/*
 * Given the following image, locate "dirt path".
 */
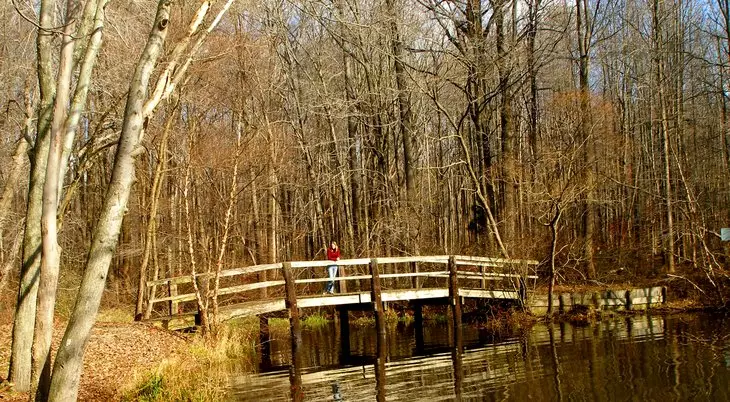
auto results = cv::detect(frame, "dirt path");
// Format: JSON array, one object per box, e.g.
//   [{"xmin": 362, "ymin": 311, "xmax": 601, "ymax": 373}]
[{"xmin": 0, "ymin": 321, "xmax": 185, "ymax": 401}]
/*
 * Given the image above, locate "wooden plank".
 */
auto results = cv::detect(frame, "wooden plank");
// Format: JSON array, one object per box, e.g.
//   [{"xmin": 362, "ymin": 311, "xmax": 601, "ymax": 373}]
[
  {"xmin": 289, "ymin": 258, "xmax": 371, "ymax": 268},
  {"xmin": 454, "ymin": 255, "xmax": 539, "ymax": 266},
  {"xmin": 459, "ymin": 288, "xmax": 521, "ymax": 299},
  {"xmin": 218, "ymin": 299, "xmax": 286, "ymax": 320},
  {"xmin": 150, "ymin": 280, "xmax": 285, "ymax": 304},
  {"xmin": 381, "ymin": 288, "xmax": 449, "ymax": 301},
  {"xmin": 455, "ymin": 272, "xmax": 538, "ymax": 280},
  {"xmin": 297, "ymin": 294, "xmax": 362, "ymax": 308},
  {"xmin": 295, "ymin": 275, "xmax": 371, "ymax": 284},
  {"xmin": 147, "ymin": 262, "xmax": 282, "ymax": 287},
  {"xmin": 375, "ymin": 255, "xmax": 449, "ymax": 264},
  {"xmin": 379, "ymin": 271, "xmax": 449, "ymax": 279},
  {"xmin": 293, "ymin": 271, "xmax": 451, "ymax": 285},
  {"xmin": 288, "ymin": 255, "xmax": 452, "ymax": 269},
  {"xmin": 150, "ymin": 292, "xmax": 197, "ymax": 304}
]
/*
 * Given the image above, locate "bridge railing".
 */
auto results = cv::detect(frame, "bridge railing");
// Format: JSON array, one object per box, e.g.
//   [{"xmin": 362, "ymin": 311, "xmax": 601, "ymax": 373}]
[{"xmin": 145, "ymin": 255, "xmax": 539, "ymax": 320}]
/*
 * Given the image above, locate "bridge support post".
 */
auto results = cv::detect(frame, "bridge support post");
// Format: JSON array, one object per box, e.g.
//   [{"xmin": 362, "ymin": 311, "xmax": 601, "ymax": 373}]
[
  {"xmin": 338, "ymin": 307, "xmax": 350, "ymax": 358},
  {"xmin": 448, "ymin": 255, "xmax": 463, "ymax": 400},
  {"xmin": 412, "ymin": 301, "xmax": 424, "ymax": 353},
  {"xmin": 369, "ymin": 258, "xmax": 387, "ymax": 402},
  {"xmin": 259, "ymin": 316, "xmax": 272, "ymax": 369},
  {"xmin": 282, "ymin": 262, "xmax": 304, "ymax": 402}
]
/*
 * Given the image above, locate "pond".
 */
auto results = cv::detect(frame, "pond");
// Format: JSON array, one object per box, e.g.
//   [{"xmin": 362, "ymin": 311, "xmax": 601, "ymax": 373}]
[{"xmin": 229, "ymin": 312, "xmax": 730, "ymax": 401}]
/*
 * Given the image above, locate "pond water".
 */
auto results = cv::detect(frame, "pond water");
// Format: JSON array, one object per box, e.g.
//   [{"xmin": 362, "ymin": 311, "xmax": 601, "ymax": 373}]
[{"xmin": 229, "ymin": 312, "xmax": 730, "ymax": 401}]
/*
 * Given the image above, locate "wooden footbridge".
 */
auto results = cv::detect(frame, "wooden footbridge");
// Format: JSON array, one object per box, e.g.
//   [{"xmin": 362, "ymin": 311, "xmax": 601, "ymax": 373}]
[
  {"xmin": 145, "ymin": 255, "xmax": 539, "ymax": 330},
  {"xmin": 146, "ymin": 255, "xmax": 538, "ymax": 400}
]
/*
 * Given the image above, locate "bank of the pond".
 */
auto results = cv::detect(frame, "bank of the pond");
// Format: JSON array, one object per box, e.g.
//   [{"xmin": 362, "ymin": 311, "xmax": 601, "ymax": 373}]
[{"xmin": 0, "ymin": 281, "xmax": 712, "ymax": 401}]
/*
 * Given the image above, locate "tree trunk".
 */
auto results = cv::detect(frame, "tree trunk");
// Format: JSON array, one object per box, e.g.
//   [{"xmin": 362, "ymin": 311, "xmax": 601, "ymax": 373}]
[
  {"xmin": 547, "ymin": 205, "xmax": 562, "ymax": 315},
  {"xmin": 137, "ymin": 107, "xmax": 176, "ymax": 319},
  {"xmin": 576, "ymin": 0, "xmax": 596, "ymax": 279},
  {"xmin": 212, "ymin": 112, "xmax": 242, "ymax": 326},
  {"xmin": 46, "ymin": 2, "xmax": 172, "ymax": 399},
  {"xmin": 652, "ymin": 0, "xmax": 674, "ymax": 273},
  {"xmin": 33, "ymin": 2, "xmax": 79, "ymax": 395},
  {"xmin": 0, "ymin": 227, "xmax": 23, "ymax": 293},
  {"xmin": 385, "ymin": 0, "xmax": 417, "ymax": 202},
  {"xmin": 526, "ymin": 0, "xmax": 540, "ymax": 164},
  {"xmin": 0, "ymin": 85, "xmax": 31, "ymax": 230},
  {"xmin": 9, "ymin": 0, "xmax": 55, "ymax": 389},
  {"xmin": 493, "ymin": 0, "xmax": 517, "ymax": 249}
]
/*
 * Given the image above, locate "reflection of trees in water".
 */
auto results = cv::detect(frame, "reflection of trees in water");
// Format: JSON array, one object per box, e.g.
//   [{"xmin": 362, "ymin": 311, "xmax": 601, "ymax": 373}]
[{"xmin": 237, "ymin": 314, "xmax": 730, "ymax": 401}]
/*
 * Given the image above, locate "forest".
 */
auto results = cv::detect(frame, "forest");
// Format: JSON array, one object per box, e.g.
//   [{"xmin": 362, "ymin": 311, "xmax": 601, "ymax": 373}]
[{"xmin": 1, "ymin": 0, "xmax": 730, "ymax": 399}]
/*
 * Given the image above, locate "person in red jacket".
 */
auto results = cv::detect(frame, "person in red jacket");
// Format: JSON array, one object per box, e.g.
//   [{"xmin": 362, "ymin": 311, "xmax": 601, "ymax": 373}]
[{"xmin": 325, "ymin": 241, "xmax": 340, "ymax": 294}]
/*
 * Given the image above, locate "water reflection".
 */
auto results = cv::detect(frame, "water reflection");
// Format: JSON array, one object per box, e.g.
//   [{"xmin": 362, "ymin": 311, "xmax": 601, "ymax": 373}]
[{"xmin": 230, "ymin": 314, "xmax": 730, "ymax": 401}]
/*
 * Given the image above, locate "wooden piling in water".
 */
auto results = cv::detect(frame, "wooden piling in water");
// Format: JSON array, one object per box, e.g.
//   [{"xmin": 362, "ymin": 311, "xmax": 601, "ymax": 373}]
[
  {"xmin": 448, "ymin": 255, "xmax": 463, "ymax": 401},
  {"xmin": 338, "ymin": 307, "xmax": 350, "ymax": 357},
  {"xmin": 413, "ymin": 301, "xmax": 424, "ymax": 353},
  {"xmin": 259, "ymin": 315, "xmax": 271, "ymax": 368},
  {"xmin": 369, "ymin": 258, "xmax": 387, "ymax": 402},
  {"xmin": 282, "ymin": 262, "xmax": 304, "ymax": 402}
]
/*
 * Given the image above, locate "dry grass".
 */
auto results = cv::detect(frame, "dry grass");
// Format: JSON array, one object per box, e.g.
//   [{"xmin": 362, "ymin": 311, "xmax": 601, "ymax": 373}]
[{"xmin": 122, "ymin": 321, "xmax": 259, "ymax": 401}]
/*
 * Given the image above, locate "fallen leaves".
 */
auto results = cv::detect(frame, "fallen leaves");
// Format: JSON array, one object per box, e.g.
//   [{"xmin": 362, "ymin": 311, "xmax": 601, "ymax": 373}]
[{"xmin": 0, "ymin": 320, "xmax": 185, "ymax": 401}]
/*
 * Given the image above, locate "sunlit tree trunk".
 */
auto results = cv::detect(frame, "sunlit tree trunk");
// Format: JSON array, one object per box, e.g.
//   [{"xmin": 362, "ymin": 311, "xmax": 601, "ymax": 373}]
[
  {"xmin": 34, "ymin": 3, "xmax": 78, "ymax": 396},
  {"xmin": 9, "ymin": 0, "xmax": 55, "ymax": 390},
  {"xmin": 46, "ymin": 1, "xmax": 172, "ymax": 399},
  {"xmin": 0, "ymin": 83, "xmax": 32, "ymax": 231}
]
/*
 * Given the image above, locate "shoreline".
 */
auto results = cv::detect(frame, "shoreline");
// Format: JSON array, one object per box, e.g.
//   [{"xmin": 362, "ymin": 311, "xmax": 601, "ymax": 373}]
[{"xmin": 0, "ymin": 281, "xmax": 717, "ymax": 401}]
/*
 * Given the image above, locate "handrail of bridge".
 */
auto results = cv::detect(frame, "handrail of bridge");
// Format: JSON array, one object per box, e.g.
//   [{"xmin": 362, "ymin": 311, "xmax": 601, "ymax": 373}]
[
  {"xmin": 147, "ymin": 255, "xmax": 538, "ymax": 312},
  {"xmin": 145, "ymin": 255, "xmax": 539, "ymax": 314},
  {"xmin": 147, "ymin": 255, "xmax": 537, "ymax": 286}
]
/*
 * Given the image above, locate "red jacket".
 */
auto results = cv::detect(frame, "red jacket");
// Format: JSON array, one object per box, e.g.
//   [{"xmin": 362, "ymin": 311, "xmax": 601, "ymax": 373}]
[{"xmin": 327, "ymin": 247, "xmax": 340, "ymax": 261}]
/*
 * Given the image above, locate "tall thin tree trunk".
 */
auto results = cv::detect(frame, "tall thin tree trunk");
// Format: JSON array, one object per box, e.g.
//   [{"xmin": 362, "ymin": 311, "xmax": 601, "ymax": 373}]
[
  {"xmin": 9, "ymin": 0, "xmax": 55, "ymax": 390},
  {"xmin": 0, "ymin": 82, "xmax": 32, "ymax": 230},
  {"xmin": 493, "ymin": 0, "xmax": 517, "ymax": 248},
  {"xmin": 335, "ymin": 0, "xmax": 362, "ymax": 245},
  {"xmin": 0, "ymin": 226, "xmax": 24, "ymax": 293},
  {"xmin": 526, "ymin": 0, "xmax": 540, "ymax": 164},
  {"xmin": 212, "ymin": 112, "xmax": 243, "ymax": 325},
  {"xmin": 576, "ymin": 0, "xmax": 596, "ymax": 278},
  {"xmin": 653, "ymin": 0, "xmax": 674, "ymax": 273},
  {"xmin": 137, "ymin": 107, "xmax": 176, "ymax": 319},
  {"xmin": 46, "ymin": 2, "xmax": 172, "ymax": 399},
  {"xmin": 33, "ymin": 2, "xmax": 79, "ymax": 395},
  {"xmin": 385, "ymin": 0, "xmax": 417, "ymax": 202}
]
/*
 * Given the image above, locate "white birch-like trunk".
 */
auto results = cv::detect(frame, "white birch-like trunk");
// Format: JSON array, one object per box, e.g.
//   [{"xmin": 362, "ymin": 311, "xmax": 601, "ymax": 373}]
[
  {"xmin": 46, "ymin": 2, "xmax": 172, "ymax": 399},
  {"xmin": 9, "ymin": 0, "xmax": 56, "ymax": 390},
  {"xmin": 33, "ymin": 5, "xmax": 77, "ymax": 396},
  {"xmin": 212, "ymin": 113, "xmax": 242, "ymax": 325}
]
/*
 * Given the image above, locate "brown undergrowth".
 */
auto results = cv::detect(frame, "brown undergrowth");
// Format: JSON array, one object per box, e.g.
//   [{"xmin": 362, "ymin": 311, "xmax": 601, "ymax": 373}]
[{"xmin": 0, "ymin": 320, "xmax": 185, "ymax": 401}]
